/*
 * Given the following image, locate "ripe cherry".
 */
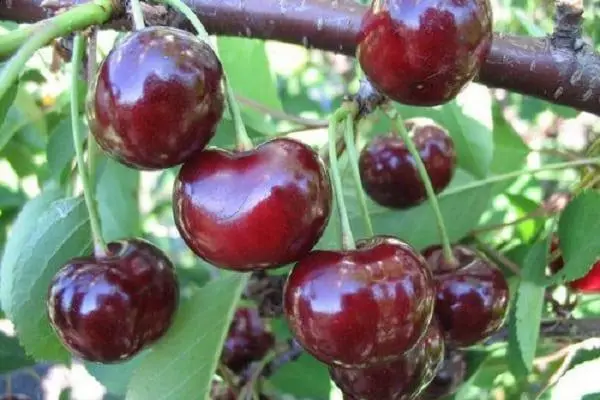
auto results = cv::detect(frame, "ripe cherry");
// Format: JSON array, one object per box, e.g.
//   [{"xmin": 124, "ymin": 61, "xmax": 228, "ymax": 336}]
[
  {"xmin": 173, "ymin": 137, "xmax": 332, "ymax": 271},
  {"xmin": 549, "ymin": 235, "xmax": 600, "ymax": 293},
  {"xmin": 221, "ymin": 307, "xmax": 275, "ymax": 372},
  {"xmin": 47, "ymin": 239, "xmax": 179, "ymax": 363},
  {"xmin": 284, "ymin": 235, "xmax": 435, "ymax": 368},
  {"xmin": 419, "ymin": 350, "xmax": 467, "ymax": 399},
  {"xmin": 359, "ymin": 121, "xmax": 456, "ymax": 209},
  {"xmin": 423, "ymin": 245, "xmax": 509, "ymax": 347},
  {"xmin": 87, "ymin": 26, "xmax": 224, "ymax": 170},
  {"xmin": 329, "ymin": 319, "xmax": 444, "ymax": 400},
  {"xmin": 357, "ymin": 0, "xmax": 493, "ymax": 106}
]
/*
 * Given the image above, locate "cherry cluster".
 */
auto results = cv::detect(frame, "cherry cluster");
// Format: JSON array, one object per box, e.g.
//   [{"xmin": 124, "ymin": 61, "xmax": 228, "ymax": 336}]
[{"xmin": 284, "ymin": 239, "xmax": 509, "ymax": 399}]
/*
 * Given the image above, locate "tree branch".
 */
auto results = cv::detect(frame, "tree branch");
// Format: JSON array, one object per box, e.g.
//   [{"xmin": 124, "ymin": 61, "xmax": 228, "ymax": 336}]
[{"xmin": 2, "ymin": 0, "xmax": 600, "ymax": 115}]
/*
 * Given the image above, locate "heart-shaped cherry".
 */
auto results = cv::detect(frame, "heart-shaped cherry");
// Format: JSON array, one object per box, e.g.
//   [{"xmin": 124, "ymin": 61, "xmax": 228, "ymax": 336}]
[
  {"xmin": 173, "ymin": 137, "xmax": 332, "ymax": 271},
  {"xmin": 423, "ymin": 245, "xmax": 509, "ymax": 347},
  {"xmin": 419, "ymin": 349, "xmax": 467, "ymax": 400},
  {"xmin": 87, "ymin": 26, "xmax": 224, "ymax": 170},
  {"xmin": 47, "ymin": 239, "xmax": 179, "ymax": 363},
  {"xmin": 284, "ymin": 235, "xmax": 435, "ymax": 368},
  {"xmin": 329, "ymin": 318, "xmax": 444, "ymax": 400},
  {"xmin": 221, "ymin": 307, "xmax": 275, "ymax": 372},
  {"xmin": 357, "ymin": 0, "xmax": 492, "ymax": 106},
  {"xmin": 548, "ymin": 235, "xmax": 600, "ymax": 293},
  {"xmin": 359, "ymin": 121, "xmax": 456, "ymax": 209}
]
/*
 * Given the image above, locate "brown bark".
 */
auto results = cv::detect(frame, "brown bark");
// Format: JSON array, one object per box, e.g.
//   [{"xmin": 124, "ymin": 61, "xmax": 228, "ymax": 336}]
[{"xmin": 2, "ymin": 0, "xmax": 600, "ymax": 115}]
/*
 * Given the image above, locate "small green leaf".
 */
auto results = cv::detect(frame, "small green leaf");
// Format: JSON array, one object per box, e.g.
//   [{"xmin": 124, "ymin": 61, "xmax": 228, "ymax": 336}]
[
  {"xmin": 0, "ymin": 194, "xmax": 92, "ymax": 362},
  {"xmin": 550, "ymin": 191, "xmax": 600, "ymax": 284},
  {"xmin": 0, "ymin": 82, "xmax": 18, "ymax": 129},
  {"xmin": 126, "ymin": 273, "xmax": 249, "ymax": 400},
  {"xmin": 96, "ymin": 158, "xmax": 140, "ymax": 242},
  {"xmin": 505, "ymin": 193, "xmax": 544, "ymax": 242},
  {"xmin": 439, "ymin": 85, "xmax": 494, "ymax": 179},
  {"xmin": 508, "ymin": 242, "xmax": 546, "ymax": 375},
  {"xmin": 0, "ymin": 331, "xmax": 35, "ymax": 373},
  {"xmin": 270, "ymin": 354, "xmax": 331, "ymax": 398},
  {"xmin": 490, "ymin": 107, "xmax": 529, "ymax": 177},
  {"xmin": 0, "ymin": 85, "xmax": 47, "ymax": 154}
]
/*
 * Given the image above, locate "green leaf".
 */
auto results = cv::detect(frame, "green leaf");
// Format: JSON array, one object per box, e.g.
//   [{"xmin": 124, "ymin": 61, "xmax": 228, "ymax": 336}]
[
  {"xmin": 505, "ymin": 193, "xmax": 544, "ymax": 242},
  {"xmin": 508, "ymin": 242, "xmax": 546, "ymax": 375},
  {"xmin": 553, "ymin": 358, "xmax": 600, "ymax": 398},
  {"xmin": 126, "ymin": 273, "xmax": 249, "ymax": 400},
  {"xmin": 349, "ymin": 169, "xmax": 493, "ymax": 250},
  {"xmin": 0, "ymin": 194, "xmax": 92, "ymax": 362},
  {"xmin": 0, "ymin": 184, "xmax": 63, "ymax": 313},
  {"xmin": 549, "ymin": 191, "xmax": 600, "ymax": 284},
  {"xmin": 270, "ymin": 354, "xmax": 331, "ymax": 398},
  {"xmin": 0, "ymin": 82, "xmax": 18, "ymax": 129},
  {"xmin": 0, "ymin": 331, "xmax": 35, "ymax": 374},
  {"xmin": 96, "ymin": 158, "xmax": 140, "ymax": 242},
  {"xmin": 46, "ymin": 117, "xmax": 86, "ymax": 183},
  {"xmin": 86, "ymin": 355, "xmax": 146, "ymax": 396},
  {"xmin": 438, "ymin": 84, "xmax": 494, "ymax": 179},
  {"xmin": 0, "ymin": 184, "xmax": 26, "ymax": 210},
  {"xmin": 0, "ymin": 85, "xmax": 46, "ymax": 154},
  {"xmin": 216, "ymin": 37, "xmax": 282, "ymax": 135},
  {"xmin": 489, "ymin": 107, "xmax": 529, "ymax": 176}
]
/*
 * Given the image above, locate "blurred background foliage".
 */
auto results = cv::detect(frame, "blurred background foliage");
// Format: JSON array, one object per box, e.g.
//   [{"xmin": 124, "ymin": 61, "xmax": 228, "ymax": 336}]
[{"xmin": 0, "ymin": 0, "xmax": 599, "ymax": 398}]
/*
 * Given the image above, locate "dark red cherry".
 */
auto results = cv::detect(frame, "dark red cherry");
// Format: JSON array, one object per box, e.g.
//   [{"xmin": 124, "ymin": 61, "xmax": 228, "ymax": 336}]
[
  {"xmin": 173, "ymin": 137, "xmax": 332, "ymax": 271},
  {"xmin": 359, "ymin": 122, "xmax": 456, "ymax": 209},
  {"xmin": 47, "ymin": 239, "xmax": 179, "ymax": 363},
  {"xmin": 284, "ymin": 235, "xmax": 435, "ymax": 368},
  {"xmin": 419, "ymin": 350, "xmax": 467, "ymax": 399},
  {"xmin": 221, "ymin": 307, "xmax": 275, "ymax": 372},
  {"xmin": 329, "ymin": 319, "xmax": 444, "ymax": 400},
  {"xmin": 356, "ymin": 0, "xmax": 493, "ymax": 106},
  {"xmin": 423, "ymin": 245, "xmax": 509, "ymax": 347},
  {"xmin": 87, "ymin": 26, "xmax": 224, "ymax": 170}
]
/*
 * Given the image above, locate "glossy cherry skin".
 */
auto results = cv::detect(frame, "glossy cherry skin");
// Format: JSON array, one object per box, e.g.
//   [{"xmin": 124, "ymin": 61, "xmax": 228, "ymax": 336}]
[
  {"xmin": 419, "ymin": 350, "xmax": 467, "ymax": 400},
  {"xmin": 221, "ymin": 307, "xmax": 275, "ymax": 372},
  {"xmin": 47, "ymin": 239, "xmax": 179, "ymax": 363},
  {"xmin": 359, "ymin": 123, "xmax": 456, "ymax": 209},
  {"xmin": 549, "ymin": 236, "xmax": 600, "ymax": 293},
  {"xmin": 357, "ymin": 0, "xmax": 492, "ymax": 106},
  {"xmin": 284, "ymin": 235, "xmax": 435, "ymax": 368},
  {"xmin": 423, "ymin": 245, "xmax": 509, "ymax": 347},
  {"xmin": 330, "ymin": 319, "xmax": 444, "ymax": 400},
  {"xmin": 173, "ymin": 137, "xmax": 332, "ymax": 271},
  {"xmin": 87, "ymin": 26, "xmax": 224, "ymax": 170}
]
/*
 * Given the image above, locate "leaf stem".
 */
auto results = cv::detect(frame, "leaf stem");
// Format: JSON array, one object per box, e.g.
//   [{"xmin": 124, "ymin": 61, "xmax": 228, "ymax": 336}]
[
  {"xmin": 329, "ymin": 105, "xmax": 358, "ymax": 250},
  {"xmin": 71, "ymin": 34, "xmax": 107, "ymax": 254},
  {"xmin": 130, "ymin": 0, "xmax": 146, "ymax": 30},
  {"xmin": 382, "ymin": 105, "xmax": 456, "ymax": 266},
  {"xmin": 343, "ymin": 114, "xmax": 374, "ymax": 237},
  {"xmin": 155, "ymin": 0, "xmax": 253, "ymax": 150},
  {"xmin": 442, "ymin": 158, "xmax": 600, "ymax": 197},
  {"xmin": 0, "ymin": 0, "xmax": 115, "ymax": 60}
]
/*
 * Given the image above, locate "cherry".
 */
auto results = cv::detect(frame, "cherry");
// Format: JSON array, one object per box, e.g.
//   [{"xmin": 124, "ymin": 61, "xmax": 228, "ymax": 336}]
[
  {"xmin": 47, "ymin": 239, "xmax": 179, "ymax": 363},
  {"xmin": 549, "ymin": 235, "xmax": 600, "ymax": 293},
  {"xmin": 284, "ymin": 235, "xmax": 435, "ymax": 368},
  {"xmin": 221, "ymin": 307, "xmax": 275, "ymax": 372},
  {"xmin": 87, "ymin": 26, "xmax": 224, "ymax": 170},
  {"xmin": 356, "ymin": 0, "xmax": 493, "ymax": 106},
  {"xmin": 418, "ymin": 350, "xmax": 466, "ymax": 399},
  {"xmin": 423, "ymin": 245, "xmax": 509, "ymax": 347},
  {"xmin": 173, "ymin": 137, "xmax": 332, "ymax": 271},
  {"xmin": 329, "ymin": 318, "xmax": 444, "ymax": 400},
  {"xmin": 359, "ymin": 121, "xmax": 456, "ymax": 209}
]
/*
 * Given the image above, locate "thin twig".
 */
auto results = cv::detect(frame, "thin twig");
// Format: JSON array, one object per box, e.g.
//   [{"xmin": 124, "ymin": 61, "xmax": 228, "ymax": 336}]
[{"xmin": 235, "ymin": 94, "xmax": 329, "ymax": 128}]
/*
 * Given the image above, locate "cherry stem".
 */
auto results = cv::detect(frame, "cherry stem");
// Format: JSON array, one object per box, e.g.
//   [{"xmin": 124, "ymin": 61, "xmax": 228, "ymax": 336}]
[
  {"xmin": 329, "ymin": 105, "xmax": 357, "ymax": 250},
  {"xmin": 343, "ymin": 114, "xmax": 374, "ymax": 238},
  {"xmin": 382, "ymin": 105, "xmax": 457, "ymax": 266},
  {"xmin": 129, "ymin": 0, "xmax": 146, "ymax": 30},
  {"xmin": 71, "ymin": 33, "xmax": 107, "ymax": 255},
  {"xmin": 155, "ymin": 0, "xmax": 254, "ymax": 150}
]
